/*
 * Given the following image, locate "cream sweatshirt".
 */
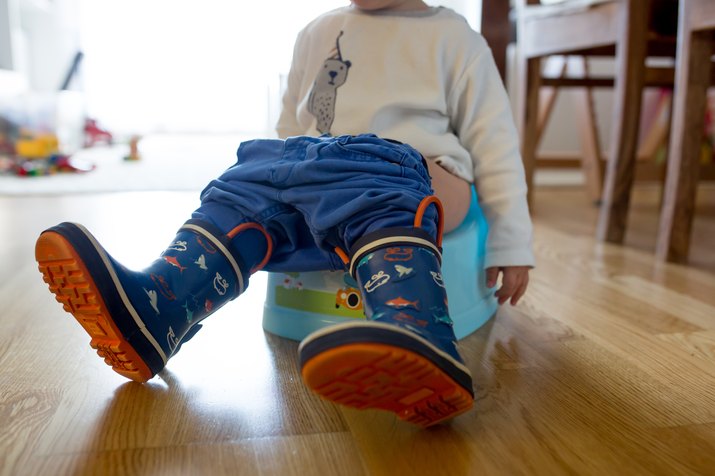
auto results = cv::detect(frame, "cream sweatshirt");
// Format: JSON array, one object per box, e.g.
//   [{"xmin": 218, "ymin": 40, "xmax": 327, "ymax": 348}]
[{"xmin": 277, "ymin": 6, "xmax": 534, "ymax": 268}]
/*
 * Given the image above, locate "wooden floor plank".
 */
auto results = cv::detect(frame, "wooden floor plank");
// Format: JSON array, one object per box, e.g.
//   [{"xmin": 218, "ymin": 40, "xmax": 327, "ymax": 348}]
[{"xmin": 1, "ymin": 184, "xmax": 714, "ymax": 475}]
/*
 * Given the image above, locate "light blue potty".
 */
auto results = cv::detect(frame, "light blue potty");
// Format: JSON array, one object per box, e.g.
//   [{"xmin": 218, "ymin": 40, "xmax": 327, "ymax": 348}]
[{"xmin": 262, "ymin": 188, "xmax": 498, "ymax": 341}]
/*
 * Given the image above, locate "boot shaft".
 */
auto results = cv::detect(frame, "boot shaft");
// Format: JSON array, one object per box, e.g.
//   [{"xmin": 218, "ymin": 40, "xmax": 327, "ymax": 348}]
[
  {"xmin": 125, "ymin": 220, "xmax": 253, "ymax": 356},
  {"xmin": 38, "ymin": 218, "xmax": 268, "ymax": 376},
  {"xmin": 349, "ymin": 228, "xmax": 462, "ymax": 363},
  {"xmin": 299, "ymin": 226, "xmax": 473, "ymax": 427}
]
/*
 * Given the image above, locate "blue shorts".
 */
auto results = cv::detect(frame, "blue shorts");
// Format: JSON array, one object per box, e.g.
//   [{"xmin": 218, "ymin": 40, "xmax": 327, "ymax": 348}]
[{"xmin": 192, "ymin": 134, "xmax": 438, "ymax": 272}]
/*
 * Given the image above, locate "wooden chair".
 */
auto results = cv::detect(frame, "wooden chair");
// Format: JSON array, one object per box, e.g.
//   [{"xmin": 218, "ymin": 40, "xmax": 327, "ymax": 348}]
[
  {"xmin": 656, "ymin": 0, "xmax": 715, "ymax": 263},
  {"xmin": 481, "ymin": 0, "xmax": 512, "ymax": 83},
  {"xmin": 515, "ymin": 0, "xmax": 678, "ymax": 244}
]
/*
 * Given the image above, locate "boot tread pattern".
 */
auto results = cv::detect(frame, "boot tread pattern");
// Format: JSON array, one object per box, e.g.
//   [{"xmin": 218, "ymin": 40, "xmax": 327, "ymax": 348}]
[
  {"xmin": 36, "ymin": 232, "xmax": 153, "ymax": 383},
  {"xmin": 302, "ymin": 343, "xmax": 473, "ymax": 427}
]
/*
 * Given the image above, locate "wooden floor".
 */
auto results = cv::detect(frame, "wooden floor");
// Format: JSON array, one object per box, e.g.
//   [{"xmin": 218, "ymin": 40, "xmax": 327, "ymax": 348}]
[{"xmin": 1, "ymin": 184, "xmax": 714, "ymax": 475}]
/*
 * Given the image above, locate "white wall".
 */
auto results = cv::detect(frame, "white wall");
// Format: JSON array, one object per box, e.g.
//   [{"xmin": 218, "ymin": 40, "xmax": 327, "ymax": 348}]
[
  {"xmin": 20, "ymin": 0, "xmax": 81, "ymax": 92},
  {"xmin": 506, "ymin": 44, "xmax": 615, "ymax": 158},
  {"xmin": 0, "ymin": 0, "xmax": 22, "ymax": 71},
  {"xmin": 76, "ymin": 0, "xmax": 482, "ymax": 135},
  {"xmin": 0, "ymin": 0, "xmax": 14, "ymax": 69},
  {"xmin": 7, "ymin": 1, "xmax": 485, "ymax": 137},
  {"xmin": 0, "ymin": 0, "xmax": 81, "ymax": 91}
]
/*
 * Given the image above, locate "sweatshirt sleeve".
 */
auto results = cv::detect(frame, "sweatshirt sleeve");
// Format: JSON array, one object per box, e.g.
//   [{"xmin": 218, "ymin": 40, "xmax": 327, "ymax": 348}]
[{"xmin": 448, "ymin": 36, "xmax": 535, "ymax": 268}]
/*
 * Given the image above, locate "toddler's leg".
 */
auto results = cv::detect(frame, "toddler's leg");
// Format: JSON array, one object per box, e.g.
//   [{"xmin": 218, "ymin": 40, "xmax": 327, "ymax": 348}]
[
  {"xmin": 299, "ymin": 198, "xmax": 474, "ymax": 427},
  {"xmin": 34, "ymin": 137, "xmax": 301, "ymax": 382},
  {"xmin": 35, "ymin": 218, "xmax": 271, "ymax": 382}
]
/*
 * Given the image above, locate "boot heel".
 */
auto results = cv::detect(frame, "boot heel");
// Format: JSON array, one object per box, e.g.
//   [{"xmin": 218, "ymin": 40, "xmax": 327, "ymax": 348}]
[
  {"xmin": 301, "ymin": 341, "xmax": 473, "ymax": 427},
  {"xmin": 36, "ymin": 231, "xmax": 154, "ymax": 382}
]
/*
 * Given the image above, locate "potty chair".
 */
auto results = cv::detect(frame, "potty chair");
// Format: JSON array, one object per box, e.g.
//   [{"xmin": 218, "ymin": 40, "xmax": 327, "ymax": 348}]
[{"xmin": 262, "ymin": 187, "xmax": 497, "ymax": 341}]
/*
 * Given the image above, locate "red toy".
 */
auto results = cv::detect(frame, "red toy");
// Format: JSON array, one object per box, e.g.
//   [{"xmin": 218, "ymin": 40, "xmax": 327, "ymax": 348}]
[{"xmin": 84, "ymin": 118, "xmax": 113, "ymax": 147}]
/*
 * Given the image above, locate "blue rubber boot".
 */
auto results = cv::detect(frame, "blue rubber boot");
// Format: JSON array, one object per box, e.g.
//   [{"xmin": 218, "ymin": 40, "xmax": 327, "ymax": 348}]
[
  {"xmin": 35, "ymin": 219, "xmax": 270, "ymax": 382},
  {"xmin": 299, "ymin": 227, "xmax": 474, "ymax": 427}
]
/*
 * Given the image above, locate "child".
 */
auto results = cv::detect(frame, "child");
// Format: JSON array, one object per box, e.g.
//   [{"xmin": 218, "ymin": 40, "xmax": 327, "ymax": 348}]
[
  {"xmin": 35, "ymin": 0, "xmax": 533, "ymax": 428},
  {"xmin": 280, "ymin": 1, "xmax": 533, "ymax": 424},
  {"xmin": 277, "ymin": 0, "xmax": 532, "ymax": 302}
]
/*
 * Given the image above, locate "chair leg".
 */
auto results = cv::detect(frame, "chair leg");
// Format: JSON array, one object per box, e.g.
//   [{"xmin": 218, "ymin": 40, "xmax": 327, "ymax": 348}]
[
  {"xmin": 570, "ymin": 56, "xmax": 604, "ymax": 205},
  {"xmin": 481, "ymin": 0, "xmax": 511, "ymax": 84},
  {"xmin": 596, "ymin": 0, "xmax": 649, "ymax": 244},
  {"xmin": 536, "ymin": 56, "xmax": 568, "ymax": 147},
  {"xmin": 518, "ymin": 55, "xmax": 543, "ymax": 209},
  {"xmin": 655, "ymin": 25, "xmax": 713, "ymax": 262}
]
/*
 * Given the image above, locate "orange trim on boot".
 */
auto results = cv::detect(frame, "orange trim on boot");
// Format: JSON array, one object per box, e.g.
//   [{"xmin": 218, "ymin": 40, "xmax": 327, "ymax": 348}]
[
  {"xmin": 301, "ymin": 342, "xmax": 473, "ymax": 427},
  {"xmin": 35, "ymin": 231, "xmax": 154, "ymax": 383},
  {"xmin": 334, "ymin": 246, "xmax": 350, "ymax": 266},
  {"xmin": 414, "ymin": 195, "xmax": 444, "ymax": 247},
  {"xmin": 227, "ymin": 222, "xmax": 274, "ymax": 273}
]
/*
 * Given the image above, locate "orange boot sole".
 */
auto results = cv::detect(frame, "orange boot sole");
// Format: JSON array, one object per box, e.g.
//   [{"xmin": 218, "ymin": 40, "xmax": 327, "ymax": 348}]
[
  {"xmin": 35, "ymin": 230, "xmax": 154, "ymax": 382},
  {"xmin": 301, "ymin": 342, "xmax": 473, "ymax": 427}
]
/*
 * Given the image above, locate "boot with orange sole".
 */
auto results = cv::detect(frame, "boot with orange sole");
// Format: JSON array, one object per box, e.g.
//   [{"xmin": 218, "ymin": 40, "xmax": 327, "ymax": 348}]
[{"xmin": 35, "ymin": 219, "xmax": 271, "ymax": 382}]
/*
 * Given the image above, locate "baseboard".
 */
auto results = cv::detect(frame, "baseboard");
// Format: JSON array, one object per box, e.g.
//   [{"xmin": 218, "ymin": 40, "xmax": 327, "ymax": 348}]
[{"xmin": 536, "ymin": 156, "xmax": 715, "ymax": 181}]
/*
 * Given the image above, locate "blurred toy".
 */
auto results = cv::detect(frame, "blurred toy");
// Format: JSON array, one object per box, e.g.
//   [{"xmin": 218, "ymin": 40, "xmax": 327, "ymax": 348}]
[
  {"xmin": 52, "ymin": 154, "xmax": 95, "ymax": 173},
  {"xmin": 15, "ymin": 132, "xmax": 60, "ymax": 159},
  {"xmin": 0, "ymin": 116, "xmax": 19, "ymax": 155},
  {"xmin": 3, "ymin": 129, "xmax": 95, "ymax": 176},
  {"xmin": 0, "ymin": 156, "xmax": 15, "ymax": 174},
  {"xmin": 0, "ymin": 111, "xmax": 96, "ymax": 176},
  {"xmin": 84, "ymin": 118, "xmax": 113, "ymax": 147},
  {"xmin": 123, "ymin": 135, "xmax": 142, "ymax": 161},
  {"xmin": 15, "ymin": 153, "xmax": 95, "ymax": 176},
  {"xmin": 15, "ymin": 157, "xmax": 47, "ymax": 176}
]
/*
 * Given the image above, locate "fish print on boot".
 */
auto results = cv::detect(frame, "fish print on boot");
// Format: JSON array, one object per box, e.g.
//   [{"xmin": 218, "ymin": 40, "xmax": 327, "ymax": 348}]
[
  {"xmin": 35, "ymin": 219, "xmax": 270, "ymax": 382},
  {"xmin": 299, "ymin": 227, "xmax": 474, "ymax": 427}
]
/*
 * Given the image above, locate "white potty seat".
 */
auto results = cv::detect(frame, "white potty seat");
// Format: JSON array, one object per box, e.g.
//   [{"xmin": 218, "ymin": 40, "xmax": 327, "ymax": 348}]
[{"xmin": 262, "ymin": 188, "xmax": 497, "ymax": 341}]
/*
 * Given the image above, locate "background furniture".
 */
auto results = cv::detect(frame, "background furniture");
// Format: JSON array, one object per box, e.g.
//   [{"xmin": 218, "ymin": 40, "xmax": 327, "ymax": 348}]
[
  {"xmin": 656, "ymin": 0, "xmax": 715, "ymax": 263},
  {"xmin": 515, "ymin": 0, "xmax": 679, "ymax": 244},
  {"xmin": 481, "ymin": 0, "xmax": 512, "ymax": 83}
]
